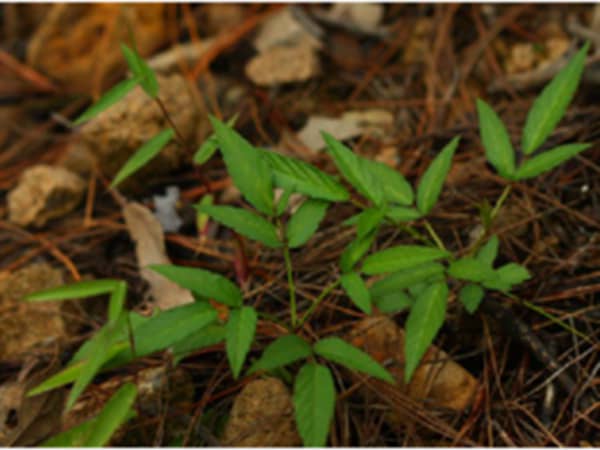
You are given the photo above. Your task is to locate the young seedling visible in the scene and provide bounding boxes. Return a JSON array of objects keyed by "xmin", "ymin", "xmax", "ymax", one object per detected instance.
[{"xmin": 25, "ymin": 41, "xmax": 592, "ymax": 447}]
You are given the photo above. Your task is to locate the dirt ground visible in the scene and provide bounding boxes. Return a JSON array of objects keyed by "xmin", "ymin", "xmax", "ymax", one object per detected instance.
[{"xmin": 0, "ymin": 3, "xmax": 599, "ymax": 446}]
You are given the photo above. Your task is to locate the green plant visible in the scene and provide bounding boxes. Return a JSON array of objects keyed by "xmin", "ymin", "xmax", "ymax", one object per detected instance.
[{"xmin": 25, "ymin": 42, "xmax": 592, "ymax": 446}]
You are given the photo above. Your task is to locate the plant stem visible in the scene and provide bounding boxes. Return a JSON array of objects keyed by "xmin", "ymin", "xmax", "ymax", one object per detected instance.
[
  {"xmin": 423, "ymin": 220, "xmax": 447, "ymax": 252},
  {"xmin": 297, "ymin": 279, "xmax": 341, "ymax": 328},
  {"xmin": 490, "ymin": 184, "xmax": 512, "ymax": 221},
  {"xmin": 153, "ymin": 97, "xmax": 189, "ymax": 151},
  {"xmin": 283, "ymin": 245, "xmax": 297, "ymax": 328}
]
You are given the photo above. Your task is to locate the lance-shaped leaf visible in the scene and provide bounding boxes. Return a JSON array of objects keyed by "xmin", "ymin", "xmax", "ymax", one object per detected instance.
[
  {"xmin": 385, "ymin": 206, "xmax": 422, "ymax": 223},
  {"xmin": 339, "ymin": 229, "xmax": 377, "ymax": 273},
  {"xmin": 482, "ymin": 263, "xmax": 530, "ymax": 292},
  {"xmin": 522, "ymin": 43, "xmax": 589, "ymax": 155},
  {"xmin": 25, "ymin": 279, "xmax": 123, "ymax": 302},
  {"xmin": 149, "ymin": 264, "xmax": 242, "ymax": 307},
  {"xmin": 107, "ymin": 281, "xmax": 127, "ymax": 323},
  {"xmin": 476, "ymin": 235, "xmax": 499, "ymax": 267},
  {"xmin": 260, "ymin": 149, "xmax": 349, "ymax": 202},
  {"xmin": 447, "ymin": 257, "xmax": 497, "ymax": 283},
  {"xmin": 322, "ymin": 132, "xmax": 383, "ymax": 205},
  {"xmin": 194, "ymin": 115, "xmax": 238, "ymax": 165},
  {"xmin": 248, "ymin": 335, "xmax": 312, "ymax": 374},
  {"xmin": 340, "ymin": 272, "xmax": 372, "ymax": 314},
  {"xmin": 416, "ymin": 136, "xmax": 459, "ymax": 214},
  {"xmin": 120, "ymin": 43, "xmax": 158, "ymax": 98},
  {"xmin": 459, "ymin": 283, "xmax": 485, "ymax": 314},
  {"xmin": 226, "ymin": 306, "xmax": 257, "ymax": 378},
  {"xmin": 373, "ymin": 291, "xmax": 413, "ymax": 314},
  {"xmin": 286, "ymin": 199, "xmax": 329, "ymax": 248},
  {"xmin": 84, "ymin": 383, "xmax": 138, "ymax": 447},
  {"xmin": 364, "ymin": 160, "xmax": 413, "ymax": 205},
  {"xmin": 210, "ymin": 116, "xmax": 274, "ymax": 215},
  {"xmin": 294, "ymin": 363, "xmax": 336, "ymax": 447},
  {"xmin": 515, "ymin": 143, "xmax": 591, "ymax": 180},
  {"xmin": 404, "ymin": 281, "xmax": 448, "ymax": 382},
  {"xmin": 74, "ymin": 78, "xmax": 139, "ymax": 125},
  {"xmin": 313, "ymin": 337, "xmax": 394, "ymax": 383},
  {"xmin": 356, "ymin": 208, "xmax": 385, "ymax": 240},
  {"xmin": 477, "ymin": 99, "xmax": 515, "ymax": 179},
  {"xmin": 197, "ymin": 204, "xmax": 282, "ymax": 248},
  {"xmin": 111, "ymin": 128, "xmax": 175, "ymax": 187},
  {"xmin": 369, "ymin": 262, "xmax": 445, "ymax": 300},
  {"xmin": 362, "ymin": 245, "xmax": 450, "ymax": 275}
]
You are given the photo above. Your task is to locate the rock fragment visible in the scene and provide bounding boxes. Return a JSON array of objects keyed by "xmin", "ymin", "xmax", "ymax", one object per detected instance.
[
  {"xmin": 245, "ymin": 43, "xmax": 320, "ymax": 87},
  {"xmin": 7, "ymin": 165, "xmax": 85, "ymax": 228},
  {"xmin": 223, "ymin": 377, "xmax": 301, "ymax": 446},
  {"xmin": 0, "ymin": 263, "xmax": 67, "ymax": 360},
  {"xmin": 79, "ymin": 74, "xmax": 204, "ymax": 190}
]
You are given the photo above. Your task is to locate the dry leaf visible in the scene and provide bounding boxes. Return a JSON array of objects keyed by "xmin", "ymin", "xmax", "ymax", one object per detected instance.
[
  {"xmin": 348, "ymin": 316, "xmax": 478, "ymax": 425},
  {"xmin": 122, "ymin": 202, "xmax": 194, "ymax": 310}
]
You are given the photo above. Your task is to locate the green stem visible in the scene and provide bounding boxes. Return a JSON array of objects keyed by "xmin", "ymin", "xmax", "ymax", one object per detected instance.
[
  {"xmin": 297, "ymin": 279, "xmax": 341, "ymax": 328},
  {"xmin": 423, "ymin": 220, "xmax": 447, "ymax": 252},
  {"xmin": 283, "ymin": 245, "xmax": 297, "ymax": 328},
  {"xmin": 490, "ymin": 184, "xmax": 512, "ymax": 221}
]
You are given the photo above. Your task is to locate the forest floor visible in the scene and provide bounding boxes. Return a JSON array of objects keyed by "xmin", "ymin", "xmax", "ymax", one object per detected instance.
[{"xmin": 0, "ymin": 3, "xmax": 599, "ymax": 447}]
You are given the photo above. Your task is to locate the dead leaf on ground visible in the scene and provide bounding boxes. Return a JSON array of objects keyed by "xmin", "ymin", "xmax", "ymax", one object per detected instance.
[
  {"xmin": 325, "ymin": 4, "xmax": 384, "ymax": 34},
  {"xmin": 27, "ymin": 4, "xmax": 168, "ymax": 94},
  {"xmin": 0, "ymin": 366, "xmax": 66, "ymax": 446},
  {"xmin": 7, "ymin": 165, "xmax": 85, "ymax": 228},
  {"xmin": 297, "ymin": 109, "xmax": 394, "ymax": 152},
  {"xmin": 348, "ymin": 316, "xmax": 478, "ymax": 426},
  {"xmin": 122, "ymin": 202, "xmax": 194, "ymax": 311},
  {"xmin": 222, "ymin": 377, "xmax": 301, "ymax": 447}
]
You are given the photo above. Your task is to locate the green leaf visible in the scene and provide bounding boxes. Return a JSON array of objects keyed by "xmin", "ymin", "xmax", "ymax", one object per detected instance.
[
  {"xmin": 356, "ymin": 208, "xmax": 385, "ymax": 240},
  {"xmin": 276, "ymin": 186, "xmax": 294, "ymax": 217},
  {"xmin": 66, "ymin": 323, "xmax": 116, "ymax": 410},
  {"xmin": 522, "ymin": 43, "xmax": 590, "ymax": 154},
  {"xmin": 322, "ymin": 132, "xmax": 383, "ymax": 205},
  {"xmin": 111, "ymin": 128, "xmax": 175, "ymax": 187},
  {"xmin": 131, "ymin": 302, "xmax": 218, "ymax": 356},
  {"xmin": 210, "ymin": 116, "xmax": 274, "ymax": 215},
  {"xmin": 483, "ymin": 263, "xmax": 530, "ymax": 292},
  {"xmin": 459, "ymin": 284, "xmax": 484, "ymax": 314},
  {"xmin": 416, "ymin": 136, "xmax": 459, "ymax": 214},
  {"xmin": 447, "ymin": 257, "xmax": 497, "ymax": 283},
  {"xmin": 404, "ymin": 281, "xmax": 448, "ymax": 382},
  {"xmin": 286, "ymin": 199, "xmax": 329, "ymax": 248},
  {"xmin": 197, "ymin": 204, "xmax": 282, "ymax": 248},
  {"xmin": 248, "ymin": 335, "xmax": 312, "ymax": 374},
  {"xmin": 171, "ymin": 324, "xmax": 226, "ymax": 364},
  {"xmin": 107, "ymin": 281, "xmax": 127, "ymax": 323},
  {"xmin": 373, "ymin": 291, "xmax": 413, "ymax": 314},
  {"xmin": 476, "ymin": 235, "xmax": 499, "ymax": 267},
  {"xmin": 293, "ymin": 363, "xmax": 336, "ymax": 447},
  {"xmin": 149, "ymin": 264, "xmax": 242, "ymax": 307},
  {"xmin": 226, "ymin": 306, "xmax": 257, "ymax": 378},
  {"xmin": 476, "ymin": 99, "xmax": 516, "ymax": 179},
  {"xmin": 260, "ymin": 149, "xmax": 349, "ymax": 202},
  {"xmin": 369, "ymin": 262, "xmax": 445, "ymax": 300},
  {"xmin": 362, "ymin": 245, "xmax": 450, "ymax": 275},
  {"xmin": 313, "ymin": 337, "xmax": 394, "ymax": 383},
  {"xmin": 364, "ymin": 160, "xmax": 413, "ymax": 205},
  {"xmin": 84, "ymin": 383, "xmax": 138, "ymax": 447},
  {"xmin": 193, "ymin": 115, "xmax": 238, "ymax": 165},
  {"xmin": 340, "ymin": 272, "xmax": 372, "ymax": 314},
  {"xmin": 74, "ymin": 77, "xmax": 139, "ymax": 125},
  {"xmin": 120, "ymin": 43, "xmax": 158, "ymax": 98},
  {"xmin": 42, "ymin": 417, "xmax": 96, "ymax": 447},
  {"xmin": 385, "ymin": 206, "xmax": 422, "ymax": 222},
  {"xmin": 339, "ymin": 229, "xmax": 377, "ymax": 273},
  {"xmin": 27, "ymin": 342, "xmax": 127, "ymax": 398},
  {"xmin": 25, "ymin": 279, "xmax": 122, "ymax": 302},
  {"xmin": 515, "ymin": 143, "xmax": 591, "ymax": 180}
]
